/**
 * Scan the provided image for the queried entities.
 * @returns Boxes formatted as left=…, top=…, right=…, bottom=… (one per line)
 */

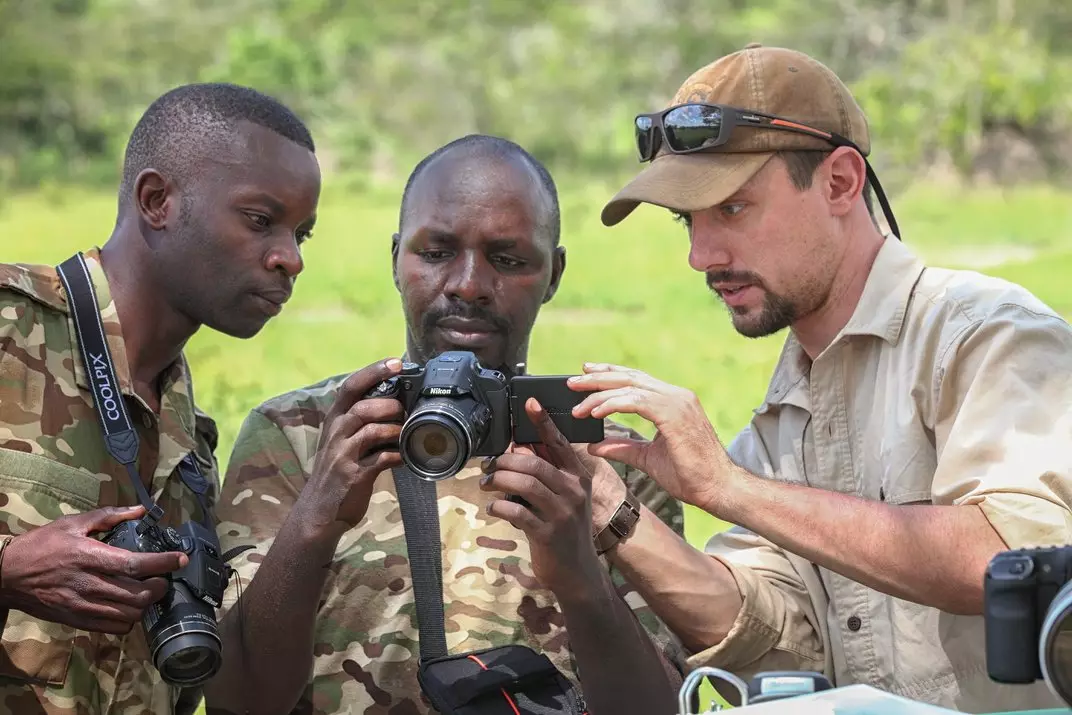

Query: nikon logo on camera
left=89, top=352, right=122, bottom=422
left=427, top=387, right=454, bottom=396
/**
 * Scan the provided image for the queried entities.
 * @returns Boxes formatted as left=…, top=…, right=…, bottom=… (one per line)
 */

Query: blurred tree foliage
left=1, top=0, right=1070, bottom=192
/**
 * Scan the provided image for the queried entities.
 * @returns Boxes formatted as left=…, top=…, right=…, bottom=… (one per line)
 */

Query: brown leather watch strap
left=593, top=490, right=641, bottom=556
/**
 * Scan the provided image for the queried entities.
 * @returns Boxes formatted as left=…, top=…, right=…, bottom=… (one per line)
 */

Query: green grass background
left=3, top=180, right=1072, bottom=710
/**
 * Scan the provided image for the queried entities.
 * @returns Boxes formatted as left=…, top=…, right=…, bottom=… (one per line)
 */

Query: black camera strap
left=56, top=252, right=213, bottom=529
left=391, top=466, right=448, bottom=661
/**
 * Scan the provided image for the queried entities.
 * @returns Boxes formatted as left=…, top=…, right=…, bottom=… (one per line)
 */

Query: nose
left=445, top=252, right=492, bottom=305
left=687, top=213, right=733, bottom=273
left=265, top=235, right=304, bottom=279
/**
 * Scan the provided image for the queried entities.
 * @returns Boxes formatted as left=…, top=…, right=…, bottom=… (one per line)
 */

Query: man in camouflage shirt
left=207, top=135, right=687, bottom=715
left=0, top=84, right=320, bottom=714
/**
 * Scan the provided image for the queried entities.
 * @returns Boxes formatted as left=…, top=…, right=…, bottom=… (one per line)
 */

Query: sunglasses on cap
left=634, top=102, right=900, bottom=238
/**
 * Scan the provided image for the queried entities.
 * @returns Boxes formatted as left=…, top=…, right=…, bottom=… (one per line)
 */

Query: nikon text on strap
left=391, top=466, right=584, bottom=715
left=56, top=252, right=213, bottom=528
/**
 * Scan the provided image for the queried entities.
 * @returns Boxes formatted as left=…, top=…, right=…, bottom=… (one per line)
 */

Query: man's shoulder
left=913, top=263, right=1066, bottom=331
left=0, top=261, right=69, bottom=314
left=249, top=372, right=350, bottom=433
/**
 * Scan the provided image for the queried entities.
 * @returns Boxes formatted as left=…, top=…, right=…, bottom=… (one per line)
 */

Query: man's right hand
left=299, top=358, right=406, bottom=539
left=0, top=505, right=188, bottom=635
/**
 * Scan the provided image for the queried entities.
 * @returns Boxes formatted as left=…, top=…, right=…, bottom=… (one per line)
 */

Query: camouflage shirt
left=0, top=249, right=220, bottom=715
left=217, top=372, right=687, bottom=715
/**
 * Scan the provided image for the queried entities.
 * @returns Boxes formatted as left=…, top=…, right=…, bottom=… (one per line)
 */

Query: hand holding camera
left=363, top=350, right=604, bottom=483
left=300, top=358, right=407, bottom=538
left=479, top=398, right=605, bottom=595
left=0, top=505, right=187, bottom=636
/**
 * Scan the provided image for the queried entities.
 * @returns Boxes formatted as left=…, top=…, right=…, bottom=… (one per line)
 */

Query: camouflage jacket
left=0, top=249, right=220, bottom=715
left=216, top=372, right=688, bottom=715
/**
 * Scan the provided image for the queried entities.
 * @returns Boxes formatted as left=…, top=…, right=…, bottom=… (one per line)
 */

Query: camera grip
left=985, top=556, right=1043, bottom=683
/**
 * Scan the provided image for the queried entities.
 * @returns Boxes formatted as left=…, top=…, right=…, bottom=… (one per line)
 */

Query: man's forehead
left=407, top=159, right=543, bottom=223
left=199, top=122, right=319, bottom=187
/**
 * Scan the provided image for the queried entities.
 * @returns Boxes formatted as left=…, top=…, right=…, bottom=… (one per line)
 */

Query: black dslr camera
left=984, top=545, right=1072, bottom=706
left=365, top=351, right=604, bottom=481
left=103, top=516, right=230, bottom=686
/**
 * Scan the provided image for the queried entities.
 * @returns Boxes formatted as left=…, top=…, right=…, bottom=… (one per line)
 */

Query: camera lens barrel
left=399, top=401, right=475, bottom=481
left=144, top=585, right=223, bottom=686
left=1040, top=579, right=1072, bottom=707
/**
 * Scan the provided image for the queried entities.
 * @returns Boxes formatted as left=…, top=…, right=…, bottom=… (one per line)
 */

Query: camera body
left=103, top=516, right=230, bottom=686
left=366, top=351, right=604, bottom=481
left=984, top=544, right=1072, bottom=684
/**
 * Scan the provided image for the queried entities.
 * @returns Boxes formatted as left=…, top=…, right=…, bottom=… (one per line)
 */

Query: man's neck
left=790, top=223, right=887, bottom=361
left=99, top=237, right=198, bottom=407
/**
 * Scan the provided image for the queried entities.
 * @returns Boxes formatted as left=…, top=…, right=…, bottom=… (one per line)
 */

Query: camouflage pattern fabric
left=0, top=249, right=220, bottom=714
left=217, top=372, right=688, bottom=715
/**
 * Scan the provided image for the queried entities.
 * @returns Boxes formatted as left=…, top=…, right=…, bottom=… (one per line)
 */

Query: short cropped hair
left=119, top=82, right=314, bottom=209
left=399, top=134, right=561, bottom=246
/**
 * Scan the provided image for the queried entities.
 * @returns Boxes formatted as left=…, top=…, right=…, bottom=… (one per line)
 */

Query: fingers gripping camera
left=365, top=351, right=604, bottom=481
left=103, top=517, right=231, bottom=686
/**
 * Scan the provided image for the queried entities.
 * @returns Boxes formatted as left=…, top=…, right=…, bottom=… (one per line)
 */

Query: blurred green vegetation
left=1, top=0, right=1070, bottom=195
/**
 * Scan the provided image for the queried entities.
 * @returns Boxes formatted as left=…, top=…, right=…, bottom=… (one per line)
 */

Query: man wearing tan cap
left=564, top=44, right=1072, bottom=711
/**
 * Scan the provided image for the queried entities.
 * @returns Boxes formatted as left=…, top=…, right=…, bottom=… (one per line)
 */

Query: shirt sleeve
left=932, top=303, right=1072, bottom=548
left=216, top=408, right=307, bottom=619
left=685, top=425, right=830, bottom=679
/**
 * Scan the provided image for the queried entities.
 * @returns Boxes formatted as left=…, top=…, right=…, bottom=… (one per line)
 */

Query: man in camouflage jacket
left=0, top=84, right=320, bottom=714
left=206, top=135, right=687, bottom=715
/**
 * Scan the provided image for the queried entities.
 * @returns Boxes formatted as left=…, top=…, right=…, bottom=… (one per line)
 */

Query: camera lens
left=399, top=402, right=472, bottom=481
left=144, top=586, right=222, bottom=686
left=1040, top=579, right=1072, bottom=707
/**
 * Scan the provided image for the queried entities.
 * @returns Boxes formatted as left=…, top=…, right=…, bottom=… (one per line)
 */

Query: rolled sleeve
left=687, top=527, right=827, bottom=676
left=932, top=303, right=1072, bottom=549
left=687, top=427, right=828, bottom=678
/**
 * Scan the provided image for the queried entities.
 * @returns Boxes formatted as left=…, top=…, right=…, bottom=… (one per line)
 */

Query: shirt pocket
left=870, top=437, right=937, bottom=505
left=0, top=449, right=103, bottom=685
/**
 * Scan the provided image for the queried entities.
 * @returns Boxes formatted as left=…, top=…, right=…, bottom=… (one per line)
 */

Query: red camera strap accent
left=466, top=654, right=522, bottom=715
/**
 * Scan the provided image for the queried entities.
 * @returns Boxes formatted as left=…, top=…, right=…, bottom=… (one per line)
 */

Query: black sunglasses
left=635, top=103, right=900, bottom=238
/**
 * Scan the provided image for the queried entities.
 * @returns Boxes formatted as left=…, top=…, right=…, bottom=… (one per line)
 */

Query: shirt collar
left=839, top=235, right=926, bottom=344
left=760, top=235, right=925, bottom=411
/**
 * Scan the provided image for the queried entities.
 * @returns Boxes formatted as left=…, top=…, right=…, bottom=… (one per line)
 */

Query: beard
left=707, top=269, right=799, bottom=338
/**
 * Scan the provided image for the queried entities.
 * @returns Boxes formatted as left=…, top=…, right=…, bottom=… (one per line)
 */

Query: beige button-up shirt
left=689, top=236, right=1072, bottom=712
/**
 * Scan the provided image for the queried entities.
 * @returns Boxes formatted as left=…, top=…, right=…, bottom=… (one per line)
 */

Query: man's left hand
left=568, top=363, right=731, bottom=515
left=480, top=398, right=605, bottom=596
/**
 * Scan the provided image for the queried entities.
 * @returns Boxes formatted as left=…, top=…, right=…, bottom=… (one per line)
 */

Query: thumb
left=73, top=505, right=146, bottom=535
left=587, top=438, right=647, bottom=473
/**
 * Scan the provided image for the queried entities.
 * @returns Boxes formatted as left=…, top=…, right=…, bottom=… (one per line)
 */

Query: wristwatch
left=593, top=490, right=641, bottom=556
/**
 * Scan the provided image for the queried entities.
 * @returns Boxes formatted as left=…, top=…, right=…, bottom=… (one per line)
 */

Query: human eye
left=671, top=211, right=692, bottom=229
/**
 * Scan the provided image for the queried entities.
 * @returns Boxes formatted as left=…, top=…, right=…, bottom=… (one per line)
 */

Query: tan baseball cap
left=601, top=44, right=873, bottom=227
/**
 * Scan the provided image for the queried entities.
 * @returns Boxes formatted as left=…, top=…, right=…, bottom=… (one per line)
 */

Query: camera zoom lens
left=145, top=591, right=223, bottom=687
left=158, top=637, right=221, bottom=685
left=400, top=407, right=471, bottom=481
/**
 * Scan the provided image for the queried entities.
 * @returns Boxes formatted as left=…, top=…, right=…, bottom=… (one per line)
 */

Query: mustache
left=705, top=270, right=766, bottom=291
left=422, top=301, right=512, bottom=334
